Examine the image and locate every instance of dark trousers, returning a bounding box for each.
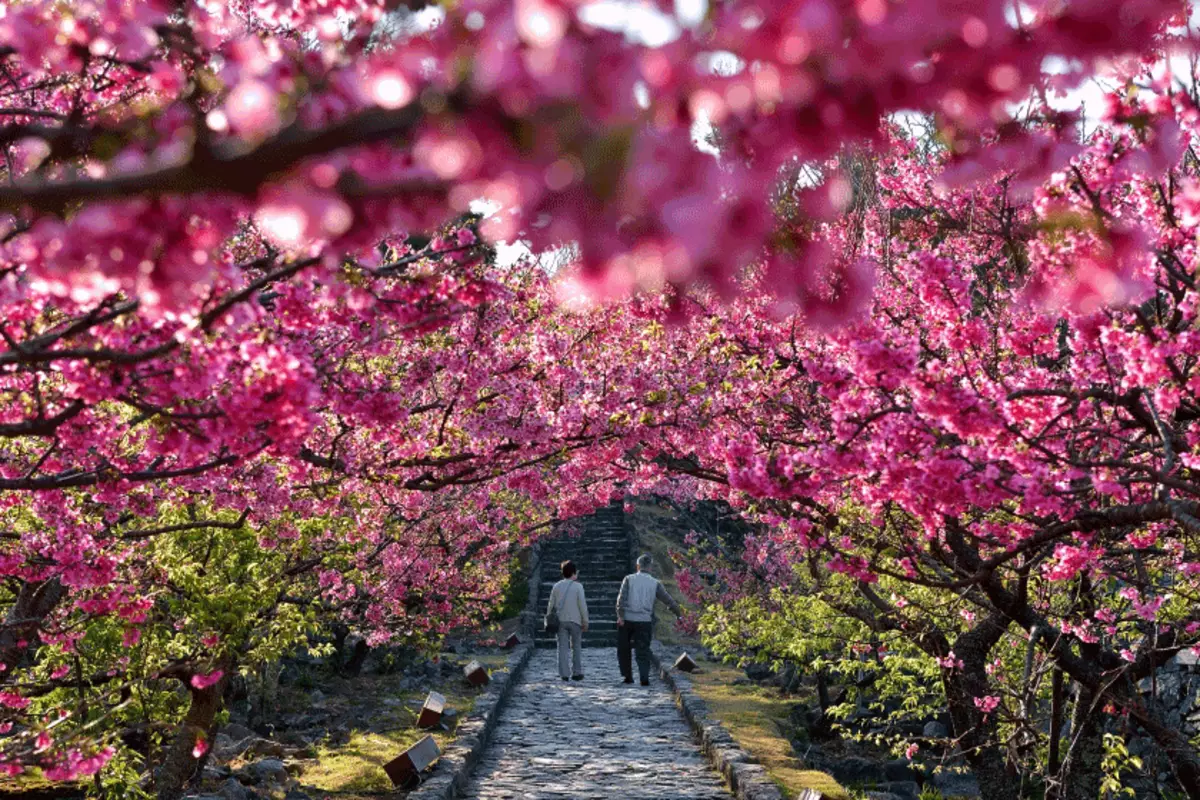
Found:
[617,620,653,681]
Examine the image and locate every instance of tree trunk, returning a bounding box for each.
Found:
[974,573,1200,798]
[816,669,831,711]
[942,674,1020,800]
[342,635,369,676]
[1048,668,1064,776]
[332,622,349,657]
[0,578,65,674]
[155,662,232,800]
[1059,682,1105,800]
[942,615,1021,800]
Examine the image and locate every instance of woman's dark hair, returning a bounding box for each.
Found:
[561,560,577,579]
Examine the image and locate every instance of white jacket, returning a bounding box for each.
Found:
[547,579,588,626]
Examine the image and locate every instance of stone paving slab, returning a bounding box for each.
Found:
[462,649,735,800]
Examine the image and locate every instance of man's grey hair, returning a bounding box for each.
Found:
[636,554,653,570]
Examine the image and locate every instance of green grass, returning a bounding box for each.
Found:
[688,659,850,800]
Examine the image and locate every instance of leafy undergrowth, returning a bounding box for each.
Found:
[632,512,848,800]
[297,653,510,798]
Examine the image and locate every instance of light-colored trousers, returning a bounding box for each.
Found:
[556,621,583,677]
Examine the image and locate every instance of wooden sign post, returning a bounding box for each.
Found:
[383,734,440,789]
[673,652,697,673]
[416,691,446,729]
[464,660,490,686]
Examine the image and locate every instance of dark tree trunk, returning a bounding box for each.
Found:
[1048,667,1064,776]
[0,578,65,674]
[1059,682,1105,800]
[941,522,1200,799]
[973,570,1200,798]
[342,635,369,676]
[942,614,1021,800]
[816,669,831,710]
[155,662,233,800]
[331,622,349,656]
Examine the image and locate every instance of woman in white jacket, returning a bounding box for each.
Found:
[547,560,589,681]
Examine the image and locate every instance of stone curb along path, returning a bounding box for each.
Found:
[408,642,535,800]
[651,641,786,800]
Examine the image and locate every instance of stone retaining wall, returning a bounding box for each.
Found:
[651,640,785,800]
[518,537,544,642]
[1131,649,1200,792]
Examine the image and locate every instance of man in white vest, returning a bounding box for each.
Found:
[616,554,682,685]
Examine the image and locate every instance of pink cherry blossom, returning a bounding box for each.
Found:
[190,671,224,690]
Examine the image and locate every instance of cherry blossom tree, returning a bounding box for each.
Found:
[4,0,1200,797]
[640,105,1200,797]
[0,219,658,794]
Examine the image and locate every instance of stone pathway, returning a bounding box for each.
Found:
[463,649,734,800]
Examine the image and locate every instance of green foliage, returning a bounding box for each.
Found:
[1100,733,1142,799]
[21,502,343,796]
[492,554,530,620]
[91,749,152,800]
[696,580,945,756]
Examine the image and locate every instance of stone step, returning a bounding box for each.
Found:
[540,590,623,602]
[540,588,623,596]
[534,638,619,649]
[542,554,628,561]
[532,622,622,632]
[540,555,628,562]
[542,578,624,585]
[541,554,628,562]
[531,614,623,624]
[541,567,626,574]
[541,558,627,564]
[539,606,623,616]
[539,587,622,594]
[537,561,628,573]
[543,533,627,541]
[541,580,624,586]
[530,507,631,651]
[541,577,626,586]
[543,534,627,540]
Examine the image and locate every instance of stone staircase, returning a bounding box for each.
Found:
[534,503,631,649]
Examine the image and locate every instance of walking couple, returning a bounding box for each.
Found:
[545,553,683,684]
